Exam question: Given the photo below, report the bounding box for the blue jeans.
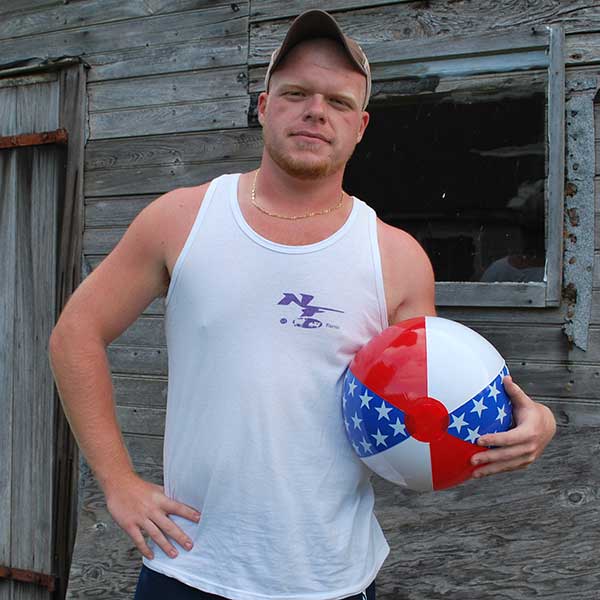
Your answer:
[134,565,377,600]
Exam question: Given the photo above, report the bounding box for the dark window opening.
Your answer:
[345,93,546,282]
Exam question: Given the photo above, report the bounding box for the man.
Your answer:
[49,9,556,600]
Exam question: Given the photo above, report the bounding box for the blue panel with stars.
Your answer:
[446,364,513,445]
[342,368,410,458]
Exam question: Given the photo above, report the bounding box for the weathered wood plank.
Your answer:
[0,0,62,17]
[88,67,247,112]
[0,0,241,41]
[89,96,249,140]
[86,34,247,82]
[0,147,17,582]
[0,4,247,67]
[84,157,258,195]
[113,374,167,409]
[439,305,566,326]
[250,0,413,21]
[508,361,600,402]
[107,346,167,376]
[85,195,155,225]
[436,281,547,308]
[117,405,165,436]
[373,424,600,599]
[566,31,600,66]
[85,129,263,172]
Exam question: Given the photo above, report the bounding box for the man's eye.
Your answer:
[332,98,348,107]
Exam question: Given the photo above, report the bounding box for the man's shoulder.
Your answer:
[376,218,436,322]
[376,218,431,268]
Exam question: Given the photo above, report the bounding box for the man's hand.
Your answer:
[470,376,556,478]
[104,472,201,560]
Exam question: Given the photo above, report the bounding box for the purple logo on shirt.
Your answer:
[278,293,344,329]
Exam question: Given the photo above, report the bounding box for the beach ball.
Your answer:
[342,316,513,491]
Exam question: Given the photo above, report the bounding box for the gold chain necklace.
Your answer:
[250,169,345,220]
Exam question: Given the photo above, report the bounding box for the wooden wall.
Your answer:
[0,1,598,598]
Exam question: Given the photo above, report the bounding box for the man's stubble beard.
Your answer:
[262,124,351,180]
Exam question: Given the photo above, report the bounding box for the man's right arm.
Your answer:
[48,187,204,560]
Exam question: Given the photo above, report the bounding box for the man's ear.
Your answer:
[257,91,268,126]
[356,111,370,143]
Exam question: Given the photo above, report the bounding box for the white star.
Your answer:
[351,412,363,429]
[344,417,351,432]
[496,404,507,424]
[471,397,488,418]
[371,428,389,447]
[348,378,357,396]
[465,426,481,443]
[342,394,348,409]
[488,382,500,402]
[390,418,407,437]
[375,401,393,421]
[359,389,373,409]
[449,412,468,433]
[352,441,361,454]
[359,437,373,454]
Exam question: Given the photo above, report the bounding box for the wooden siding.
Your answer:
[0,1,598,598]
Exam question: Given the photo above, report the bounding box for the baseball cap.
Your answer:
[264,9,372,110]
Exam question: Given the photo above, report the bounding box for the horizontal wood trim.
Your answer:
[107,346,167,376]
[84,157,258,195]
[0,0,62,16]
[566,30,600,66]
[117,405,165,436]
[0,0,242,41]
[84,195,155,226]
[87,67,248,112]
[85,129,263,172]
[0,128,67,149]
[438,305,566,326]
[86,34,247,83]
[113,375,167,408]
[435,282,547,307]
[124,433,163,466]
[0,4,247,67]
[88,97,249,140]
[250,0,413,21]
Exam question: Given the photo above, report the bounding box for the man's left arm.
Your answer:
[379,220,557,478]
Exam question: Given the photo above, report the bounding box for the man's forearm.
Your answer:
[48,324,134,493]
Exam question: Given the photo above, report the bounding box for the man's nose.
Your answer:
[303,94,327,120]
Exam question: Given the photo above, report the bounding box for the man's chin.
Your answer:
[272,154,334,180]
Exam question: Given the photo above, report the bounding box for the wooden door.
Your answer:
[0,78,63,600]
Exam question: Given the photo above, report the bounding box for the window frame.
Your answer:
[367,26,565,307]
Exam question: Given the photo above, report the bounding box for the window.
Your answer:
[345,26,565,307]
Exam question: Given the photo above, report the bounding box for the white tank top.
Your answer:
[143,173,390,600]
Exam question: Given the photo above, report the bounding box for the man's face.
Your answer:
[257,38,370,180]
